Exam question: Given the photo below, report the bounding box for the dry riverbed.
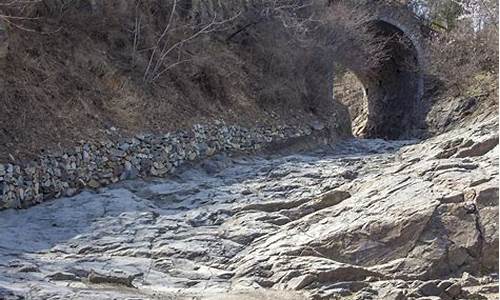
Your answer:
[0,118,498,300]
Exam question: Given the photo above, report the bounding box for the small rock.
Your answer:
[455,136,499,158]
[288,274,317,290]
[461,291,488,300]
[419,281,442,296]
[444,283,462,297]
[87,179,100,189]
[316,190,351,208]
[310,120,325,131]
[437,280,454,291]
[476,283,499,294]
[329,281,369,292]
[379,289,407,300]
[187,151,197,161]
[82,151,90,161]
[354,291,376,300]
[241,189,253,195]
[13,263,39,273]
[118,143,130,151]
[341,169,358,180]
[47,272,78,281]
[65,188,78,197]
[87,269,141,287]
[461,272,480,287]
[435,148,458,159]
[327,288,352,297]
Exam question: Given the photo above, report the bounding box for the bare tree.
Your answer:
[0,0,41,32]
[142,0,241,83]
[132,0,142,67]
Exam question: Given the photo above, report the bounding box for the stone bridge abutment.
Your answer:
[329,1,428,139]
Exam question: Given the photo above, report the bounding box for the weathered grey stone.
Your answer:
[87,269,139,287]
[445,283,463,297]
[0,118,497,299]
[0,122,312,209]
[461,272,480,287]
[48,272,79,281]
[455,136,499,158]
[437,280,454,291]
[87,179,100,189]
[378,289,407,300]
[418,281,442,296]
[288,274,317,290]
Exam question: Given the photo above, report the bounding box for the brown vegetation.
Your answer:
[0,0,395,161]
[421,0,499,133]
[428,22,498,97]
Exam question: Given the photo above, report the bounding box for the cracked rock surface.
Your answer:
[0,118,498,299]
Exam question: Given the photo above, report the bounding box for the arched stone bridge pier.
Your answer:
[331,0,429,139]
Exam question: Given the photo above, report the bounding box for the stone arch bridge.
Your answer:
[0,0,429,139]
[333,0,429,139]
[189,0,430,139]
[187,0,430,139]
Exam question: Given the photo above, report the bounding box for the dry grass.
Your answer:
[428,23,498,99]
[0,0,394,161]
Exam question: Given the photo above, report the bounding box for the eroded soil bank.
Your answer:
[0,116,498,299]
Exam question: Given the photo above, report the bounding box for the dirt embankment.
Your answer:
[0,0,350,162]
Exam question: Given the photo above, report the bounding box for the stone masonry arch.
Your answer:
[331,0,428,139]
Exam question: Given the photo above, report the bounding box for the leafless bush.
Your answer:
[227,0,392,117]
[142,0,241,83]
[224,0,392,72]
[2,0,392,84]
[260,1,392,73]
[402,0,498,96]
[428,21,498,96]
[0,0,41,32]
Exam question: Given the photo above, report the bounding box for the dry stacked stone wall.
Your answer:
[0,121,323,210]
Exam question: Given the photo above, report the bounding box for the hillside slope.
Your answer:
[0,0,350,162]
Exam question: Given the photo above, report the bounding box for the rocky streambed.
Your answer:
[0,118,498,300]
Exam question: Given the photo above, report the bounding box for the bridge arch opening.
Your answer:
[333,69,368,137]
[333,19,421,139]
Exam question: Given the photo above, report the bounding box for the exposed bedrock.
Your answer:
[0,117,497,299]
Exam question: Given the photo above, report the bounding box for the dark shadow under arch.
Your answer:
[348,20,421,139]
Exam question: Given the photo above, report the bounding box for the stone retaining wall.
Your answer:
[0,121,323,210]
